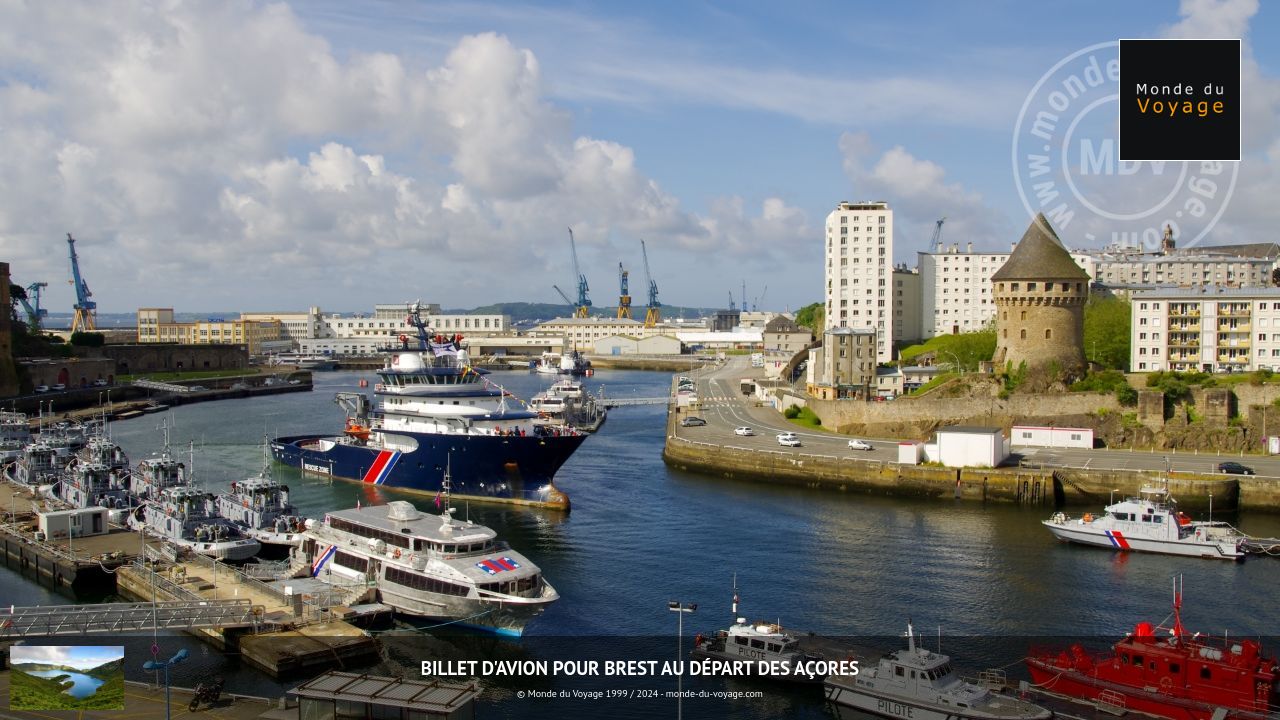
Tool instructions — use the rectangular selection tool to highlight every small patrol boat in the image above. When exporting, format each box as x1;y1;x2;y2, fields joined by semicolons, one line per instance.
211;467;304;557
826;622;1051;720
1043;484;1246;560
691;582;828;684
128;486;260;562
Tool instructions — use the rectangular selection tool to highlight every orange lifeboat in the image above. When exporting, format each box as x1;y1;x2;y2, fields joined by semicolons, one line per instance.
344;419;371;442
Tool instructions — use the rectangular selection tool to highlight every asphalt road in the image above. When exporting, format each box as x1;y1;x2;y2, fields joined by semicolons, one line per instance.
671;357;1280;479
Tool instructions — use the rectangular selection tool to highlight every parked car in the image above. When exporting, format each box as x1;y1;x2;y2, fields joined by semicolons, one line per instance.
778;435;802;447
734;427;755;436
847;439;873;451
51;383;66;391
1217;461;1255;475
680;416;707;427
34;385;49;393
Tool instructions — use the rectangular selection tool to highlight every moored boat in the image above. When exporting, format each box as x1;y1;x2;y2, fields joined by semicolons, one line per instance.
211;468;304;557
1025;579;1279;720
826;622;1051;720
1043;484;1246;560
691;584;829;684
128;486;260;562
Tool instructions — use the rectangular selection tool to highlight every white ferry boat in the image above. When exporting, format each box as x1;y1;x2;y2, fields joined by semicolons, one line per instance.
826;622;1050;720
1043;484;1246;560
128;486;260;561
300;478;557;636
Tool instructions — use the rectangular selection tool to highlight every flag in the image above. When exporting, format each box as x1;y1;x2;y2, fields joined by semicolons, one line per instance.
356;498;361;509
434;491;442;508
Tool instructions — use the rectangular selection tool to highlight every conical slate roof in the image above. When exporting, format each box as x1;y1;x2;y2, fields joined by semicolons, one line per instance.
991;213;1089;281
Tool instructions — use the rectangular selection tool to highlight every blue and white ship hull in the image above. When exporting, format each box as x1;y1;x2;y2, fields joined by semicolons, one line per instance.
270;431;584;508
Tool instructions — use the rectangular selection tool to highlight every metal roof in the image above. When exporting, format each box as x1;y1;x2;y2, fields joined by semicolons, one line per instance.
292;671;478;714
938;425;1003;435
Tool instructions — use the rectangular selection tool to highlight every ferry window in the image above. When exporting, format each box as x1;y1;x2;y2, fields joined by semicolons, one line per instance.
750;640;765;649
1200;666;1211;679
768;644;781;653
1142;515;1152;522
895;666;905;677
1132;655;1143;666
1153;516;1163;523
734;637;748;646
1169;663;1180;673
910;670;917;679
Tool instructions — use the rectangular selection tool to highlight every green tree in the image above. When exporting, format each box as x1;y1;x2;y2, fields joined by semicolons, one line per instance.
69;332;105;347
1083;295;1131;370
794;302;824;332
899;327;995;370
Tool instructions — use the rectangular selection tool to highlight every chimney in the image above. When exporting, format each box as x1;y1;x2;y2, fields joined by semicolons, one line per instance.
967;242;973;253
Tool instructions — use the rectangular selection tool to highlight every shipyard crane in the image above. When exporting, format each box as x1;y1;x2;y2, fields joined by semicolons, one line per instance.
616;263;632;320
753;285;768;313
567;227;591;318
640;240;661;328
931;217;946;249
67;233;96;333
553;285;575;308
12;282;48;332
728;290;736;312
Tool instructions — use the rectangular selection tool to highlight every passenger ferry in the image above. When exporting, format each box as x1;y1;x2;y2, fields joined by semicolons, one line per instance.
272;303;586;508
299;469;557;636
128;486;260;561
1043;484;1246;560
827;622;1051;720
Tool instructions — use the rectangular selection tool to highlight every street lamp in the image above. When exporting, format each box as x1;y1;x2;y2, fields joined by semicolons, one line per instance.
668;601;697;720
941;350;964;375
143;648;188;720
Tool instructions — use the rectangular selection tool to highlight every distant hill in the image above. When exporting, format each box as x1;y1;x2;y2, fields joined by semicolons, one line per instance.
85;658;124;679
11;663;68;672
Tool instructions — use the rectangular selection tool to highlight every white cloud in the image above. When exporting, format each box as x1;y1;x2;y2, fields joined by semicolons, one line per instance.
0;1;807;311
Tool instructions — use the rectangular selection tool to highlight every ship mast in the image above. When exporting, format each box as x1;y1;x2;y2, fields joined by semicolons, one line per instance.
1171;575;1186;639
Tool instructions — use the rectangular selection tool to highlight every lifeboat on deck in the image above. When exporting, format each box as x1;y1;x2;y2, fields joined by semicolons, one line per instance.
344;419;371;442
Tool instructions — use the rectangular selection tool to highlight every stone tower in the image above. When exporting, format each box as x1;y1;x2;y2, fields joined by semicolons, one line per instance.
0;263;18;397
991;214;1089;373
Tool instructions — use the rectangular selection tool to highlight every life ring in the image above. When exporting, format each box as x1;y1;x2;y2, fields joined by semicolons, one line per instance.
1159;676;1173;693
399;334;407;343
393;548;402;559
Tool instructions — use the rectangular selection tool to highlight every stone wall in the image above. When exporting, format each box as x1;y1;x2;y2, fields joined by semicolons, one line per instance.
806;391;1118;439
20;358;117;387
90;344;248;374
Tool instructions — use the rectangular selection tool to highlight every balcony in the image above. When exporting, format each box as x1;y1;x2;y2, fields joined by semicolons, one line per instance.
1216;323;1250;333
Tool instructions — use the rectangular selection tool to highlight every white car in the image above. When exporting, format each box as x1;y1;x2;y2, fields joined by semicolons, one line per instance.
778;436;802;447
847;439;873;451
734;427;754;436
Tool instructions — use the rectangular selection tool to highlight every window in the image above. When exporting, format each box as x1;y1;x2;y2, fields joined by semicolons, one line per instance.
1020;329;1027;339
1045;329;1052;339
1200;666;1211;679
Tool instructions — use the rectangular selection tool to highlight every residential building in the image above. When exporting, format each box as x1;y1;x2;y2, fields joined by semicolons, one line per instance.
240;308;324;342
135;308;289;355
918;244;1095;339
891;266;922;345
806;327;877;400
762;316;812;357
824;201;893;361
1129;286;1280;373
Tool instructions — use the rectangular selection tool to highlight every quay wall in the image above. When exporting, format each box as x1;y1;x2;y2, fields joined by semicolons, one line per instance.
806;392;1119;439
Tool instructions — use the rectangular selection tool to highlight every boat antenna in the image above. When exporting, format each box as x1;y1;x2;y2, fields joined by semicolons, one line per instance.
732;573;739;616
938;625;942;654
906;619;916;654
439;454;452;516
1171;575;1186;639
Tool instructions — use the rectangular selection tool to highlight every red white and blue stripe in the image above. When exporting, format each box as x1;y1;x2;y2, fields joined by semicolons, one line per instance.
1105;530;1132;550
361;450;402;485
475;557;521;575
312;544;337;576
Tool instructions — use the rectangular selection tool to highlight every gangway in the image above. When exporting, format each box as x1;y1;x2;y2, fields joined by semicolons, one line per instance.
132;378;193;393
599;397;666;408
0;599;263;638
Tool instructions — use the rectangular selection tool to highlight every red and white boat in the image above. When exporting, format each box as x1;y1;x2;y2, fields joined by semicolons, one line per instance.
1026;580;1278;720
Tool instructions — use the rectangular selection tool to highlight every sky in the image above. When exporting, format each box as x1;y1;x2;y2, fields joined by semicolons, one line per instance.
0;0;1277;315
10;645;124;670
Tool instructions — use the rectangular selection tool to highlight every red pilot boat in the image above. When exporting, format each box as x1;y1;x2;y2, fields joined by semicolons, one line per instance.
1026;580;1278;720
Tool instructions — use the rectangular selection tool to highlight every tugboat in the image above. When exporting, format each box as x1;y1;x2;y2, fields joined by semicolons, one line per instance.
1043;484;1246;560
826;622;1051;720
692;581;829;684
297;464;558;636
1025;579;1279;720
211;463;304;558
129;486;260;561
271;302;587;508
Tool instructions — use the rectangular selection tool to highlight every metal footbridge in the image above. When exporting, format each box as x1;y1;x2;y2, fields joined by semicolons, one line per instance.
598;397;666;408
0;600;264;637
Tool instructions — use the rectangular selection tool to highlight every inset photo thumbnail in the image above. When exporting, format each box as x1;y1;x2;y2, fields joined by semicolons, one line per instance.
8;645;125;711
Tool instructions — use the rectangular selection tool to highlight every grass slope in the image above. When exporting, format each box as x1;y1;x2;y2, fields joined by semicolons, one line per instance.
9;667;124;711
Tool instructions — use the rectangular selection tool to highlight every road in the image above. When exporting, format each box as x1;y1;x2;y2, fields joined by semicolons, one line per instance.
670;357;1280;479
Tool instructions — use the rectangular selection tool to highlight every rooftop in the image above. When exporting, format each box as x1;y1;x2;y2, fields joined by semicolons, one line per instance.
292;671;478;715
991;213;1091;281
1133;286;1280;299
938;425;1003;436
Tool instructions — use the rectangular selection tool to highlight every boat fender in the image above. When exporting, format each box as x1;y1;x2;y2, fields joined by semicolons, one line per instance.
393;548;401;559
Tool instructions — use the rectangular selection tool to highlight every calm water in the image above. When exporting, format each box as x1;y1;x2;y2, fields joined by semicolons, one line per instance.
23;669;105;698
5;368;1280;718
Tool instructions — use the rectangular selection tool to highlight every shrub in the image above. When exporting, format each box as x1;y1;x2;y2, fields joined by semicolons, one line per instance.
1115;385;1138;406
783;405;800;419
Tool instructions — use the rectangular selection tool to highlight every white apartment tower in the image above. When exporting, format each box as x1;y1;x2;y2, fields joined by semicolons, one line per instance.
825;201;893;362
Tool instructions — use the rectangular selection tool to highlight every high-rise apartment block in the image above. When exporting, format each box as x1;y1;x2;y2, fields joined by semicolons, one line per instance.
825;201;893;362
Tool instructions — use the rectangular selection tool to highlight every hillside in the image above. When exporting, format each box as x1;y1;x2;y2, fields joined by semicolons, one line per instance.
85;658;125;679
9;667;124;711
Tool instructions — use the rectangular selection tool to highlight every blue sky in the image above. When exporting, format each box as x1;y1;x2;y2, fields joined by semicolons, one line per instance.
0;0;1276;314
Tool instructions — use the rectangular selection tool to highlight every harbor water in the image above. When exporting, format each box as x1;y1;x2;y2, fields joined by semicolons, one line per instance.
5;369;1280;719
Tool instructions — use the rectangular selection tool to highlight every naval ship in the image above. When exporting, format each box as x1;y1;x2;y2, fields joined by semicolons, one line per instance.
271;302;587;507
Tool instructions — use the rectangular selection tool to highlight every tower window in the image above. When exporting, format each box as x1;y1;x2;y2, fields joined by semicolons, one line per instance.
1020;329;1027;340
1045;329;1052;339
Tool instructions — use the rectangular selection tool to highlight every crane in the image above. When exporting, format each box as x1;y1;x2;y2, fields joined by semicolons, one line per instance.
567;227;591;318
616;263;632;320
13;282;48;332
553;285;575;307
640;240;661;328
728;290;736;312
67;233;97;333
931;217;946;250
754;285;768;313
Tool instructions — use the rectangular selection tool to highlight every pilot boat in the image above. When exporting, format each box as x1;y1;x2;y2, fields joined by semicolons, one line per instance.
826;622;1051;720
692;582;829;684
211;467;304;557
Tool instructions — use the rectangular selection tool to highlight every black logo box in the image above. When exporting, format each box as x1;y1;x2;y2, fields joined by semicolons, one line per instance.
1119;38;1240;162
